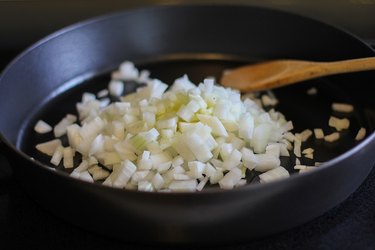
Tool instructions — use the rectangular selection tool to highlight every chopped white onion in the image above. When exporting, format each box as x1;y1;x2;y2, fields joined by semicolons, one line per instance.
302;148;314;155
34;120;52;134
36;139;61;156
261;94;278;106
196;176;209;191
306;87;318;95
79;170;94;183
332;103;354;113
324;132;340;142
254;154;280;172
119;61;139;80
259;166;289;183
35;61;318;192
97;89;109;98
300;129;313;142
54;114;77;137
218;167;242;189
304;153;314;159
108;80;124;96
355;127;366;141
50;145;64;166
169;179;198;192
293;135;302;157
329;116;350;131
314;128;324;139
63;147;74;168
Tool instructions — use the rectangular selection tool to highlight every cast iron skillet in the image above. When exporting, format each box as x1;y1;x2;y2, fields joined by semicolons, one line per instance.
0;5;374;244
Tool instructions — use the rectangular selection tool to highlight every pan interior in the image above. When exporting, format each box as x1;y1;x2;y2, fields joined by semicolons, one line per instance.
18;55;374;186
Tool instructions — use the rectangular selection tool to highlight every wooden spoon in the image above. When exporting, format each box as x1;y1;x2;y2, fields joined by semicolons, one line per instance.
220;57;375;92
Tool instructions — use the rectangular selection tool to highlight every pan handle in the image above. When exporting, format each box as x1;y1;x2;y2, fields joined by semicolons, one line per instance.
0;139;13;185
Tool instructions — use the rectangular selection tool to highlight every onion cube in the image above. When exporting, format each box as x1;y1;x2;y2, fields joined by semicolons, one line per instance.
329;116;350;131
259;166;289;183
34;120;52;134
324;132;340;142
332;103;354;113
218;167;242;189
355;127;366;141
36;139;61;156
314;128;324;139
169;179;198;192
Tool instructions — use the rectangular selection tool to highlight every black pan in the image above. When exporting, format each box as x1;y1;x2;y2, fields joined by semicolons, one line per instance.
0;5;374;244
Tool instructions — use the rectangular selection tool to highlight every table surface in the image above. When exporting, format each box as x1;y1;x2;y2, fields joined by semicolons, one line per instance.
0;49;374;250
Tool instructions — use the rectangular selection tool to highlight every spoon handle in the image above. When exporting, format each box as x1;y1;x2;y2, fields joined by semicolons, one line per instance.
323;57;375;74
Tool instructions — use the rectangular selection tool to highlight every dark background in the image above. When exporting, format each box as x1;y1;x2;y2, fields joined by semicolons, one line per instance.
0;0;374;249
1;0;375;51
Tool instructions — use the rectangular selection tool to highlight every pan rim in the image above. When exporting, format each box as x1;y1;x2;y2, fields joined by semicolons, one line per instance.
0;4;374;196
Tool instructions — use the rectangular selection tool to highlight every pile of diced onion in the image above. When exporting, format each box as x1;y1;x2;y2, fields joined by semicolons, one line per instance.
34;61;366;192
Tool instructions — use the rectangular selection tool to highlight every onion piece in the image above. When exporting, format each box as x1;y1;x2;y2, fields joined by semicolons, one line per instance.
332;103;354;113
254;154;280;172
151;173;164;190
54;114;77;137
35;139;61;156
329;116;350;131
222;149;242;170
293;134;302;157
71;160;89;175
304;153;314;159
324;132;340;142
314;128;324;139
300;129;313;142
138;181;154;192
110;160;137;188
259;166;289;183
97;89;109;98
169;179;198;192
79;171;94;183
355;127;366;141
302;148;314;155
241;147;258;171
197;114;228;137
119;61;139;80
63;147;75;168
34;120;52;134
261;94;278;106
306;87;318;95
218;167;242;189
188;161;205;179
36;63;307;191
50;145;64;166
196;176;209;191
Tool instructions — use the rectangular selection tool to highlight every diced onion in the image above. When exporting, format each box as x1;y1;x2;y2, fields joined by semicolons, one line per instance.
261;94;278;106
54;114;77;137
324;132;340;142
355;127;366;141
314;128;324;139
218;167;242;189
306;87;318;95
332;103;354;113
35;139;61;156
50;145;64;166
329;116;350;131
108;80;124;96
33;61;337;192
293;135;302;157
302;148;314;155
63;147;74;168
34;120;52;134
169;179;198;192
259;166;289;183
300;129;313;142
